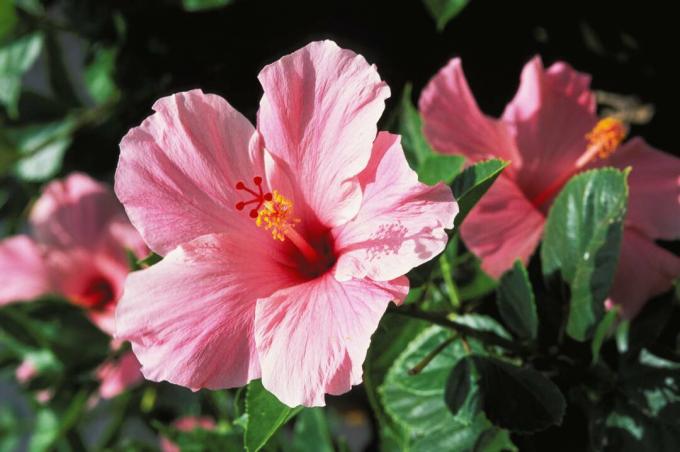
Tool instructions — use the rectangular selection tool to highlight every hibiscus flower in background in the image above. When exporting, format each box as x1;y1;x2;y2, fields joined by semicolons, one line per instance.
0;172;145;398
419;56;680;318
115;40;458;407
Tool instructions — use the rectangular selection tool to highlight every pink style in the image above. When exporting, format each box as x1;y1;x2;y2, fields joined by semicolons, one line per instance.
420;56;680;318
114;40;458;407
0;172;145;397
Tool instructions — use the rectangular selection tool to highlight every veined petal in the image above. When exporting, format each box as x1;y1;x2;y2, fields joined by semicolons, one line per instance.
0;235;51;305
419;58;520;165
610;228;680;319
116;90;260;255
116;233;295;390
334;132;457;282
502;57;597;199
255;274;408;407
257;40;390;228
460;175;545;278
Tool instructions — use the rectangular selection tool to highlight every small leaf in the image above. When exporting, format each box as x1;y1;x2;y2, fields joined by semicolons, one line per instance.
0;32;43;117
450;159;509;229
469;356;566;433
85;46;120;104
422;0;470;31
541;168;628;341
244;380;301;452
182;0;233;12
292;409;333;452
496;260;538;340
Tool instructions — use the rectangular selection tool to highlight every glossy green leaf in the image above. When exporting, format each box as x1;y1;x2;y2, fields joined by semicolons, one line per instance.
244;380;301;452
182;0;233;12
466;355;566;433
423;0;470;30
450;159;509;229
379;325;515;450
0;32;43;117
496;260;538;340
292;408;333;452
419;154;465;186
541;168;628;341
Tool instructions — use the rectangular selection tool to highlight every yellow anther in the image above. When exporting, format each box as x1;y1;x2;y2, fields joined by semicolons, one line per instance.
255;190;300;241
585;117;627;160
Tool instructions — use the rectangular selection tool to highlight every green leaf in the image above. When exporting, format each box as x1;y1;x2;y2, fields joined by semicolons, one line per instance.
244;380;301;452
591;307;618;364
8;117;77;181
182;0;233;12
395;83;465;185
541;168;629;341
466;355;566;433
450;159;509;229
85;46;120;104
0;32;43;117
292;409;333;452
422;0;470;30
496;260;538;341
0;0;17;42
379;325;515;450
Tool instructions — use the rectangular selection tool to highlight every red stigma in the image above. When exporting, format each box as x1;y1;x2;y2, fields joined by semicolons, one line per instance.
235;176;272;218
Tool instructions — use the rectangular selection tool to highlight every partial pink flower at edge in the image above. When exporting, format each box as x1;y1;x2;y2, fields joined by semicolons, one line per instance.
115;40;457;407
420;55;680;318
160;417;216;452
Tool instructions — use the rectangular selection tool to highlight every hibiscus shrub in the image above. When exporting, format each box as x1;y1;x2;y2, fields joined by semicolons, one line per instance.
1;1;679;452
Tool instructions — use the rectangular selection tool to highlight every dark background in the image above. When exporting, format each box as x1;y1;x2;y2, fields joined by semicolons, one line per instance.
60;0;678;179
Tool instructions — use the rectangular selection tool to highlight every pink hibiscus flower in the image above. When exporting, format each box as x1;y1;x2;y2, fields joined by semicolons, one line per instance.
0;172;145;392
419;56;680;317
114;40;458;407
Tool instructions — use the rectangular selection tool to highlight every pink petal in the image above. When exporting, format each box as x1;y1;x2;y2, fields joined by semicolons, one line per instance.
255;274;408;407
334;132;457;281
460;175;545;278
97;351;144;399
116;89;260;255
609;228;680;319
604;138;680;241
419;58;520;165
502;57;597;199
116;233;296;390
0;235;51;305
15;359;38;384
30;172;123;251
257;40;390;228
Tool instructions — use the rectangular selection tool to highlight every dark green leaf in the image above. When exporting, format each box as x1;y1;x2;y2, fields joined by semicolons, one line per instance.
244;380;301;452
450;159;509;229
541;168;628;341
444;356;478;420
44;30;81;107
182;0;233;12
591;306;618;364
496;260;538;341
423;0;470;30
0;0;16;42
0;32;43;117
469;355;566;433
292;409;333;452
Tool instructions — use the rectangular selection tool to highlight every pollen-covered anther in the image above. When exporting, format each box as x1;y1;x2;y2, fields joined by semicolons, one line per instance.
234;176;273;218
585;117;627;160
256;190;300;241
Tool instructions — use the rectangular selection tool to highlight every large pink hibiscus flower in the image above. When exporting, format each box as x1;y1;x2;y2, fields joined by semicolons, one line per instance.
114;40;457;407
0;172;145;396
420;56;680;318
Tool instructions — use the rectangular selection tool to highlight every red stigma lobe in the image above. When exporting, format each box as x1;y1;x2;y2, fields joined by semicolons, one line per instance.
235;176;272;218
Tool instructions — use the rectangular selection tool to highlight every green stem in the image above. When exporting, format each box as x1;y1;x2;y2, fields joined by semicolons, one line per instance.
408;334;457;375
439;253;460;310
